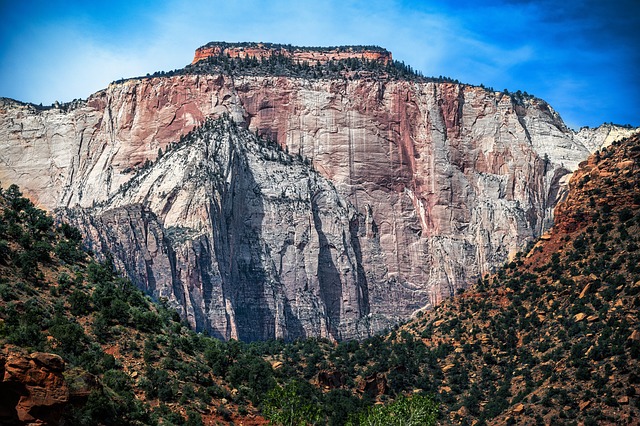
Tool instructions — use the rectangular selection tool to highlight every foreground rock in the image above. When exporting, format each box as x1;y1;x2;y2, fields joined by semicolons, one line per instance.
0;351;68;425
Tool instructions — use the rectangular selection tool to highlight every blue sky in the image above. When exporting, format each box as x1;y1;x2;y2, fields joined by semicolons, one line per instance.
1;0;638;129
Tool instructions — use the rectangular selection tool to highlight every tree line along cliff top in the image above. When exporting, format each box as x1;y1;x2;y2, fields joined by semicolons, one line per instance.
136;41;462;85
191;42;393;71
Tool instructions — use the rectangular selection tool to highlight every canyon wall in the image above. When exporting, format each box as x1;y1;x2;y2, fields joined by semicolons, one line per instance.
1;60;633;340
63;119;380;340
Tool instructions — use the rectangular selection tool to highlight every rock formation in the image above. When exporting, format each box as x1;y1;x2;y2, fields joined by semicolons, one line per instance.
191;42;392;65
573;123;639;153
64;118;375;340
0;43;637;340
0;351;68;425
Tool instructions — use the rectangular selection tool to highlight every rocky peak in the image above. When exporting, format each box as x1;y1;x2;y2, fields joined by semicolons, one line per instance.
192;42;392;65
573;123;639;153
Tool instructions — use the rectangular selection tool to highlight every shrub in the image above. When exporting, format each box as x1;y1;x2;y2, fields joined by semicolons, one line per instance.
133;309;162;333
50;320;87;357
69;289;92;316
185;410;204;426
103;369;133;396
6;322;46;350
0;239;12;262
348;394;438;426
59;223;83;242
55;240;85;264
262;380;322;425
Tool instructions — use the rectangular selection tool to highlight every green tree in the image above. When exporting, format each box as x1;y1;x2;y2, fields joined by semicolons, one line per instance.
69;289;92;316
348;395;438;426
262;380;322;426
55;239;85;263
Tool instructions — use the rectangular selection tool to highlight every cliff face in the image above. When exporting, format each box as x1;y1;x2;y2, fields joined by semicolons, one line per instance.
573;123;639;153
64;118;380;340
191;42;392;65
0;48;635;340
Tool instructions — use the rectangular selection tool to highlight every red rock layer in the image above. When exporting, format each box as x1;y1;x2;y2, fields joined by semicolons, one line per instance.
192;43;392;65
0;352;68;424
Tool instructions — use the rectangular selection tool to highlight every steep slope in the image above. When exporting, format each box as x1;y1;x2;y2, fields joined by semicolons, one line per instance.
63;116;378;341
400;132;640;424
244;133;640;425
0;42;636;339
0;184;436;426
0;185;270;425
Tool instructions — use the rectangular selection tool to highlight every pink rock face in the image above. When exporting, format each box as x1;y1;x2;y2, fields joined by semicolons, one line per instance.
0;67;625;340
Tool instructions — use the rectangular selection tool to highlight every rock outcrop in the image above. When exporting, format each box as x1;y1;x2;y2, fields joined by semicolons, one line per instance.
0;351;68;425
573;123;639;153
192;42;392;65
65;118;377;340
0;43;637;340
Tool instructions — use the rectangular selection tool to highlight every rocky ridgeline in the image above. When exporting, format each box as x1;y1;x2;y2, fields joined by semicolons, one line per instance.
398;133;640;424
191;42;392;65
0;43;637;341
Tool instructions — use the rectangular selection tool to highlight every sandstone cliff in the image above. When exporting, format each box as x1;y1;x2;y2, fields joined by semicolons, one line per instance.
573;123;639;153
0;45;636;340
64;117;379;340
192;42;392;65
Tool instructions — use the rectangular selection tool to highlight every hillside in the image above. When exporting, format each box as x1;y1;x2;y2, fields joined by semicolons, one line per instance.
189;132;637;425
253;133;640;425
1;130;639;426
399;132;640;423
0;181;437;425
0;184;272;425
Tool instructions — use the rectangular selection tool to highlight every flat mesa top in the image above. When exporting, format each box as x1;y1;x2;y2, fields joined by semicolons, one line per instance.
192;42;392;65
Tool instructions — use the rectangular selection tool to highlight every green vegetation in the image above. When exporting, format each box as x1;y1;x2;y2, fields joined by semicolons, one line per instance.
347;395;438;426
183;51;433;82
0;182;438;425
1;131;639;425
262;380;323;425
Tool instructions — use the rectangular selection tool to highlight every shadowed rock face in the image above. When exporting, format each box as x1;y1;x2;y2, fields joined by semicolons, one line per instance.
63;119;377;340
0;55;636;340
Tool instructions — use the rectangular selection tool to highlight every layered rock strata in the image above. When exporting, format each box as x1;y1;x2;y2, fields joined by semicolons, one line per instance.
0;46;636;340
192;42;392;65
